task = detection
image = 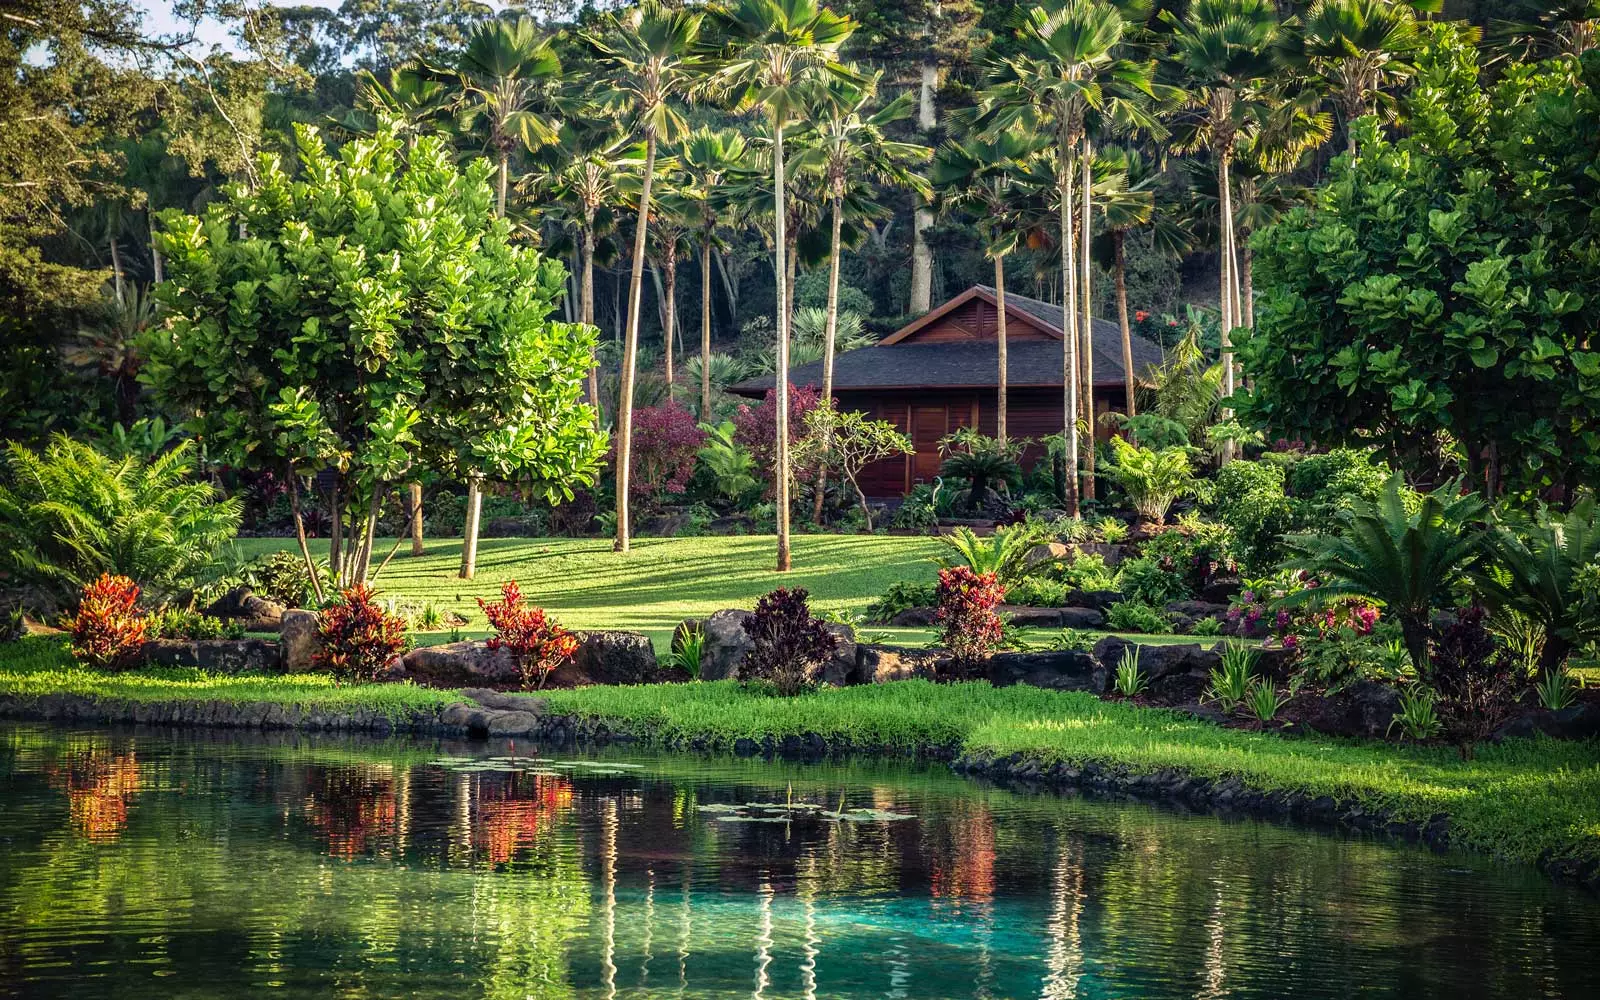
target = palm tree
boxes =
[1280,0,1429,154]
[680,128,748,420]
[713,0,857,572]
[647,188,696,395]
[931,129,1045,444]
[587,0,708,554]
[975,0,1156,515]
[454,16,562,219]
[352,64,450,148]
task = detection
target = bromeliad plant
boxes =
[478,581,579,690]
[742,588,839,697]
[68,574,149,671]
[934,566,1007,675]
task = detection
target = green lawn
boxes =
[238,534,1227,653]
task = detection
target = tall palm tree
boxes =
[931,129,1046,444]
[713,0,857,572]
[1280,0,1430,154]
[454,16,562,219]
[647,187,696,395]
[974,0,1156,515]
[680,128,748,420]
[352,64,451,148]
[587,0,708,554]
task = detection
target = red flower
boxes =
[1135,310,1148,322]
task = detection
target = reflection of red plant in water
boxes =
[474,774,574,864]
[46,746,143,841]
[303,767,396,859]
[929,808,996,905]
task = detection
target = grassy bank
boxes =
[6,636,1594,869]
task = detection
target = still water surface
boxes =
[1,722,1596,999]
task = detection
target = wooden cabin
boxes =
[729,285,1165,498]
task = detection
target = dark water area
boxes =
[0,722,1596,999]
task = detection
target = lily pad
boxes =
[715,815,791,823]
[695,803,744,814]
[822,808,915,822]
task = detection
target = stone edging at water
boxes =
[2,689,1595,892]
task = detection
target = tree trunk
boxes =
[1114,230,1136,433]
[109,231,124,304]
[663,256,677,395]
[1080,142,1095,503]
[908,61,937,315]
[1218,152,1237,464]
[1242,240,1255,331]
[496,153,509,220]
[615,133,659,553]
[287,470,326,605]
[582,225,602,423]
[994,254,1008,446]
[773,118,792,572]
[354,486,382,584]
[328,472,344,588]
[148,213,164,284]
[812,192,845,525]
[1059,137,1080,517]
[458,476,483,579]
[409,482,424,556]
[700,236,713,420]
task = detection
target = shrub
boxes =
[1114,556,1187,607]
[733,385,822,482]
[0,437,243,606]
[890,485,938,531]
[1475,498,1600,673]
[937,523,1047,588]
[1244,680,1283,723]
[477,581,579,690]
[147,607,243,640]
[864,579,937,623]
[1208,460,1295,573]
[68,573,149,670]
[1103,437,1194,524]
[1112,646,1146,698]
[254,550,321,608]
[1428,606,1519,750]
[1105,600,1172,634]
[741,587,839,696]
[1534,666,1579,711]
[1,608,25,643]
[934,566,1006,671]
[1205,642,1256,711]
[696,421,760,506]
[314,584,410,683]
[1092,517,1129,544]
[623,402,707,503]
[1009,577,1070,607]
[1288,448,1389,519]
[1388,684,1442,742]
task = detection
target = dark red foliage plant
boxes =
[935,566,1006,674]
[733,384,822,477]
[478,581,579,690]
[314,584,410,683]
[1427,605,1519,753]
[69,573,149,670]
[741,586,838,696]
[618,402,706,503]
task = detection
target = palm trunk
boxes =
[582,224,601,422]
[773,117,792,572]
[109,232,124,304]
[1079,142,1095,502]
[409,482,424,556]
[328,473,343,587]
[1059,136,1080,517]
[458,476,483,578]
[496,153,509,219]
[663,255,677,395]
[1241,240,1254,331]
[1113,230,1136,435]
[615,132,659,553]
[994,253,1008,446]
[1218,151,1237,464]
[700,235,713,420]
[909,61,937,314]
[812,192,845,525]
[148,212,164,283]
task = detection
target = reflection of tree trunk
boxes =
[994,254,1008,445]
[773,118,792,572]
[409,482,424,556]
[616,133,660,553]
[1114,230,1137,438]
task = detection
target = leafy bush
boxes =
[864,580,937,623]
[934,566,1006,671]
[1288,448,1390,519]
[1428,606,1519,749]
[733,385,822,482]
[1189,617,1223,637]
[623,402,706,503]
[939,448,1023,512]
[68,573,149,670]
[1091,517,1129,544]
[1476,499,1600,673]
[741,587,839,696]
[1105,600,1172,634]
[1009,577,1070,608]
[478,581,579,690]
[0,436,242,606]
[1209,460,1295,573]
[936,524,1046,588]
[696,421,760,506]
[1055,552,1117,592]
[1114,556,1187,607]
[147,607,244,641]
[314,585,410,683]
[890,485,939,531]
[1142,521,1238,597]
[1103,437,1194,524]
[254,550,321,608]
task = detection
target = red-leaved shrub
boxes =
[733,384,822,483]
[69,573,149,670]
[314,584,409,682]
[741,586,838,696]
[619,402,706,503]
[934,566,1006,673]
[478,581,579,689]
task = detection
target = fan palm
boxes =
[712,0,857,572]
[680,128,749,419]
[646,187,697,394]
[1279,0,1432,154]
[1476,501,1600,673]
[351,64,450,147]
[452,17,562,218]
[974,0,1158,515]
[1282,474,1488,672]
[586,0,708,554]
[932,130,1047,445]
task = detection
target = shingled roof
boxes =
[731,285,1165,395]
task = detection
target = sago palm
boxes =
[712,0,857,572]
[1476,500,1600,673]
[586,0,708,554]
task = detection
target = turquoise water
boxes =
[1,722,1596,998]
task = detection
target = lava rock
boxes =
[141,638,279,674]
[856,643,948,683]
[1059,607,1106,629]
[1494,704,1600,742]
[697,609,757,681]
[987,649,1106,693]
[461,688,547,713]
[552,629,659,686]
[1024,541,1072,568]
[278,610,321,672]
[399,640,520,687]
[1001,605,1062,628]
[1065,589,1124,612]
[888,606,938,627]
[1094,637,1219,682]
[203,585,286,630]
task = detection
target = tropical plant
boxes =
[0,436,241,607]
[1114,556,1187,607]
[68,573,149,670]
[742,586,839,695]
[588,0,708,554]
[697,420,761,504]
[1205,640,1257,710]
[1113,645,1146,697]
[449,16,561,217]
[662,623,707,680]
[1106,600,1172,634]
[1534,666,1581,711]
[1244,678,1283,722]
[623,402,706,503]
[680,127,749,418]
[313,584,410,684]
[937,524,1045,588]
[1427,605,1519,750]
[1281,0,1429,155]
[864,579,937,624]
[1282,474,1486,672]
[478,580,580,690]
[934,566,1006,672]
[1103,436,1194,524]
[1387,683,1443,742]
[798,406,912,530]
[714,0,857,572]
[938,429,1025,511]
[1475,500,1600,673]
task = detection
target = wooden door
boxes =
[911,405,947,484]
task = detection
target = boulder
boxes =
[987,649,1106,693]
[888,606,938,627]
[1065,589,1123,612]
[1058,607,1106,630]
[461,688,547,713]
[695,608,855,685]
[203,585,286,630]
[1074,542,1129,567]
[856,644,949,683]
[551,630,658,686]
[1200,577,1243,605]
[1094,637,1219,682]
[141,638,278,674]
[1024,541,1072,568]
[816,624,858,686]
[278,610,321,672]
[1164,600,1231,632]
[399,640,520,687]
[1493,704,1600,742]
[1291,680,1401,739]
[1000,605,1061,629]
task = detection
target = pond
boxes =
[1,723,1597,999]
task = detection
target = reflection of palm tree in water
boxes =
[1042,835,1086,1000]
[473,773,574,864]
